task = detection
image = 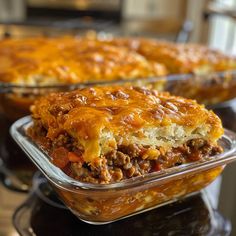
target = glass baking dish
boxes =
[1,70,236,191]
[10,116,236,224]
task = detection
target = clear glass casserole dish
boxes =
[0,70,236,191]
[10,116,236,224]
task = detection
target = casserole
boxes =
[27,86,224,184]
[0,71,235,192]
[10,116,236,224]
[0,35,236,106]
[10,86,236,223]
[2,36,233,84]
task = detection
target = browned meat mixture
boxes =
[28,120,222,184]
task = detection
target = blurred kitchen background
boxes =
[1,0,236,235]
[0,0,236,52]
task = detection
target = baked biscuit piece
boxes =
[29,86,223,183]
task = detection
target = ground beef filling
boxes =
[28,121,223,184]
[68,141,222,184]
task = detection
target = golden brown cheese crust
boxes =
[0,37,166,85]
[31,86,223,163]
[1,36,235,85]
[105,38,236,74]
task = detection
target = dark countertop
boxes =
[213,100,236,236]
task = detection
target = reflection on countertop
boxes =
[13,174,231,236]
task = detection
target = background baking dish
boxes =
[10,116,236,224]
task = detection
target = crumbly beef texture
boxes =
[69,141,222,184]
[28,120,223,184]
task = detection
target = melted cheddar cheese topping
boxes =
[107,38,236,74]
[1,36,235,85]
[31,86,223,164]
[0,37,166,85]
